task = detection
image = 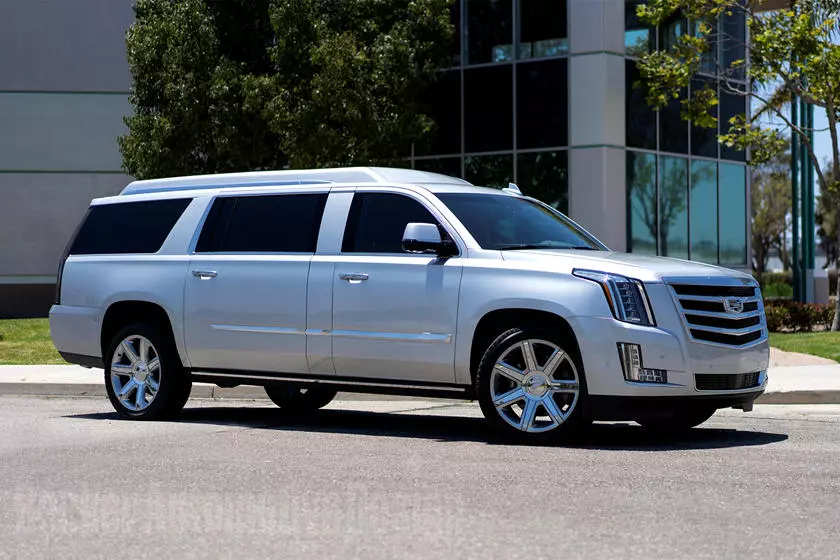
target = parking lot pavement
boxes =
[1,396,839,560]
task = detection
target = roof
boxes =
[120,166,472,196]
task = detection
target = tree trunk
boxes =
[834,227,840,332]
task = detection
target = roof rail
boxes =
[120,166,472,195]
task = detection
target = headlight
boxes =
[573,269,655,326]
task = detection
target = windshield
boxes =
[437,193,606,251]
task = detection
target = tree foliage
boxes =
[119,0,454,179]
[635,0,840,181]
[636,0,840,327]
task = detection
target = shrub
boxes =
[762,282,793,299]
[764,304,785,332]
[763,301,835,332]
[757,271,792,288]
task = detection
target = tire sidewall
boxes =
[104,322,190,420]
[264,384,337,412]
[476,327,591,443]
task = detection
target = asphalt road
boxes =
[1,396,839,560]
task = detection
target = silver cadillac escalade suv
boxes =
[50,167,769,442]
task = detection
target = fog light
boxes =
[617,343,668,384]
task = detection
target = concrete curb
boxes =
[0,383,266,399]
[3,381,840,404]
[756,391,840,405]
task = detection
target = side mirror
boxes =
[402,223,455,256]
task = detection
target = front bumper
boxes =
[569,314,770,399]
[589,391,763,421]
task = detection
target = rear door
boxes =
[183,191,328,373]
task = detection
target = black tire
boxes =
[476,327,591,443]
[104,322,191,420]
[264,384,337,413]
[635,408,716,432]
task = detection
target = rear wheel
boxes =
[104,322,191,420]
[476,327,590,443]
[264,384,337,413]
[635,408,716,432]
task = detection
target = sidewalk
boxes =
[1,364,839,404]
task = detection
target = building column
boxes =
[566,0,628,251]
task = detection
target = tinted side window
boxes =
[69,199,191,255]
[342,193,441,254]
[197,194,327,253]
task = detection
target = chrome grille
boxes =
[667,280,766,347]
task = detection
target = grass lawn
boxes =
[769,331,840,363]
[0,318,65,365]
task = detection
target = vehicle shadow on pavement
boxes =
[68,406,788,450]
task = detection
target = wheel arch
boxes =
[468,308,581,383]
[100,300,182,364]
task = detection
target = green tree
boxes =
[752,148,792,277]
[634,0,840,327]
[119,0,454,179]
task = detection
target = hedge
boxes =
[764,301,835,332]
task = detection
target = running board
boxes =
[188,369,474,400]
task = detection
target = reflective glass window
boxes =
[518,0,568,60]
[464,154,513,188]
[627,151,658,255]
[659,14,687,50]
[719,163,747,264]
[517,59,567,149]
[625,1,653,57]
[690,160,718,263]
[625,61,657,150]
[695,18,718,75]
[517,150,568,213]
[720,90,747,161]
[465,0,513,65]
[464,65,513,152]
[451,1,462,66]
[658,156,688,259]
[414,157,463,179]
[421,70,462,156]
[691,77,718,158]
[659,86,689,154]
[722,8,746,80]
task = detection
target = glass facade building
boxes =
[412,0,749,267]
[0,0,751,317]
[411,0,571,213]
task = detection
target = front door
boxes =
[183,191,328,373]
[330,192,464,383]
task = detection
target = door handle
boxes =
[192,270,218,279]
[339,273,369,284]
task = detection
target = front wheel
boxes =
[635,408,716,432]
[476,327,590,443]
[264,384,337,413]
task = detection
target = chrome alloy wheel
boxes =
[109,335,161,412]
[490,339,580,433]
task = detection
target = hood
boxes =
[500,250,754,284]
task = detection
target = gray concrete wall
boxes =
[0,173,129,277]
[0,0,134,316]
[0,0,133,92]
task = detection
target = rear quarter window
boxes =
[69,198,192,255]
